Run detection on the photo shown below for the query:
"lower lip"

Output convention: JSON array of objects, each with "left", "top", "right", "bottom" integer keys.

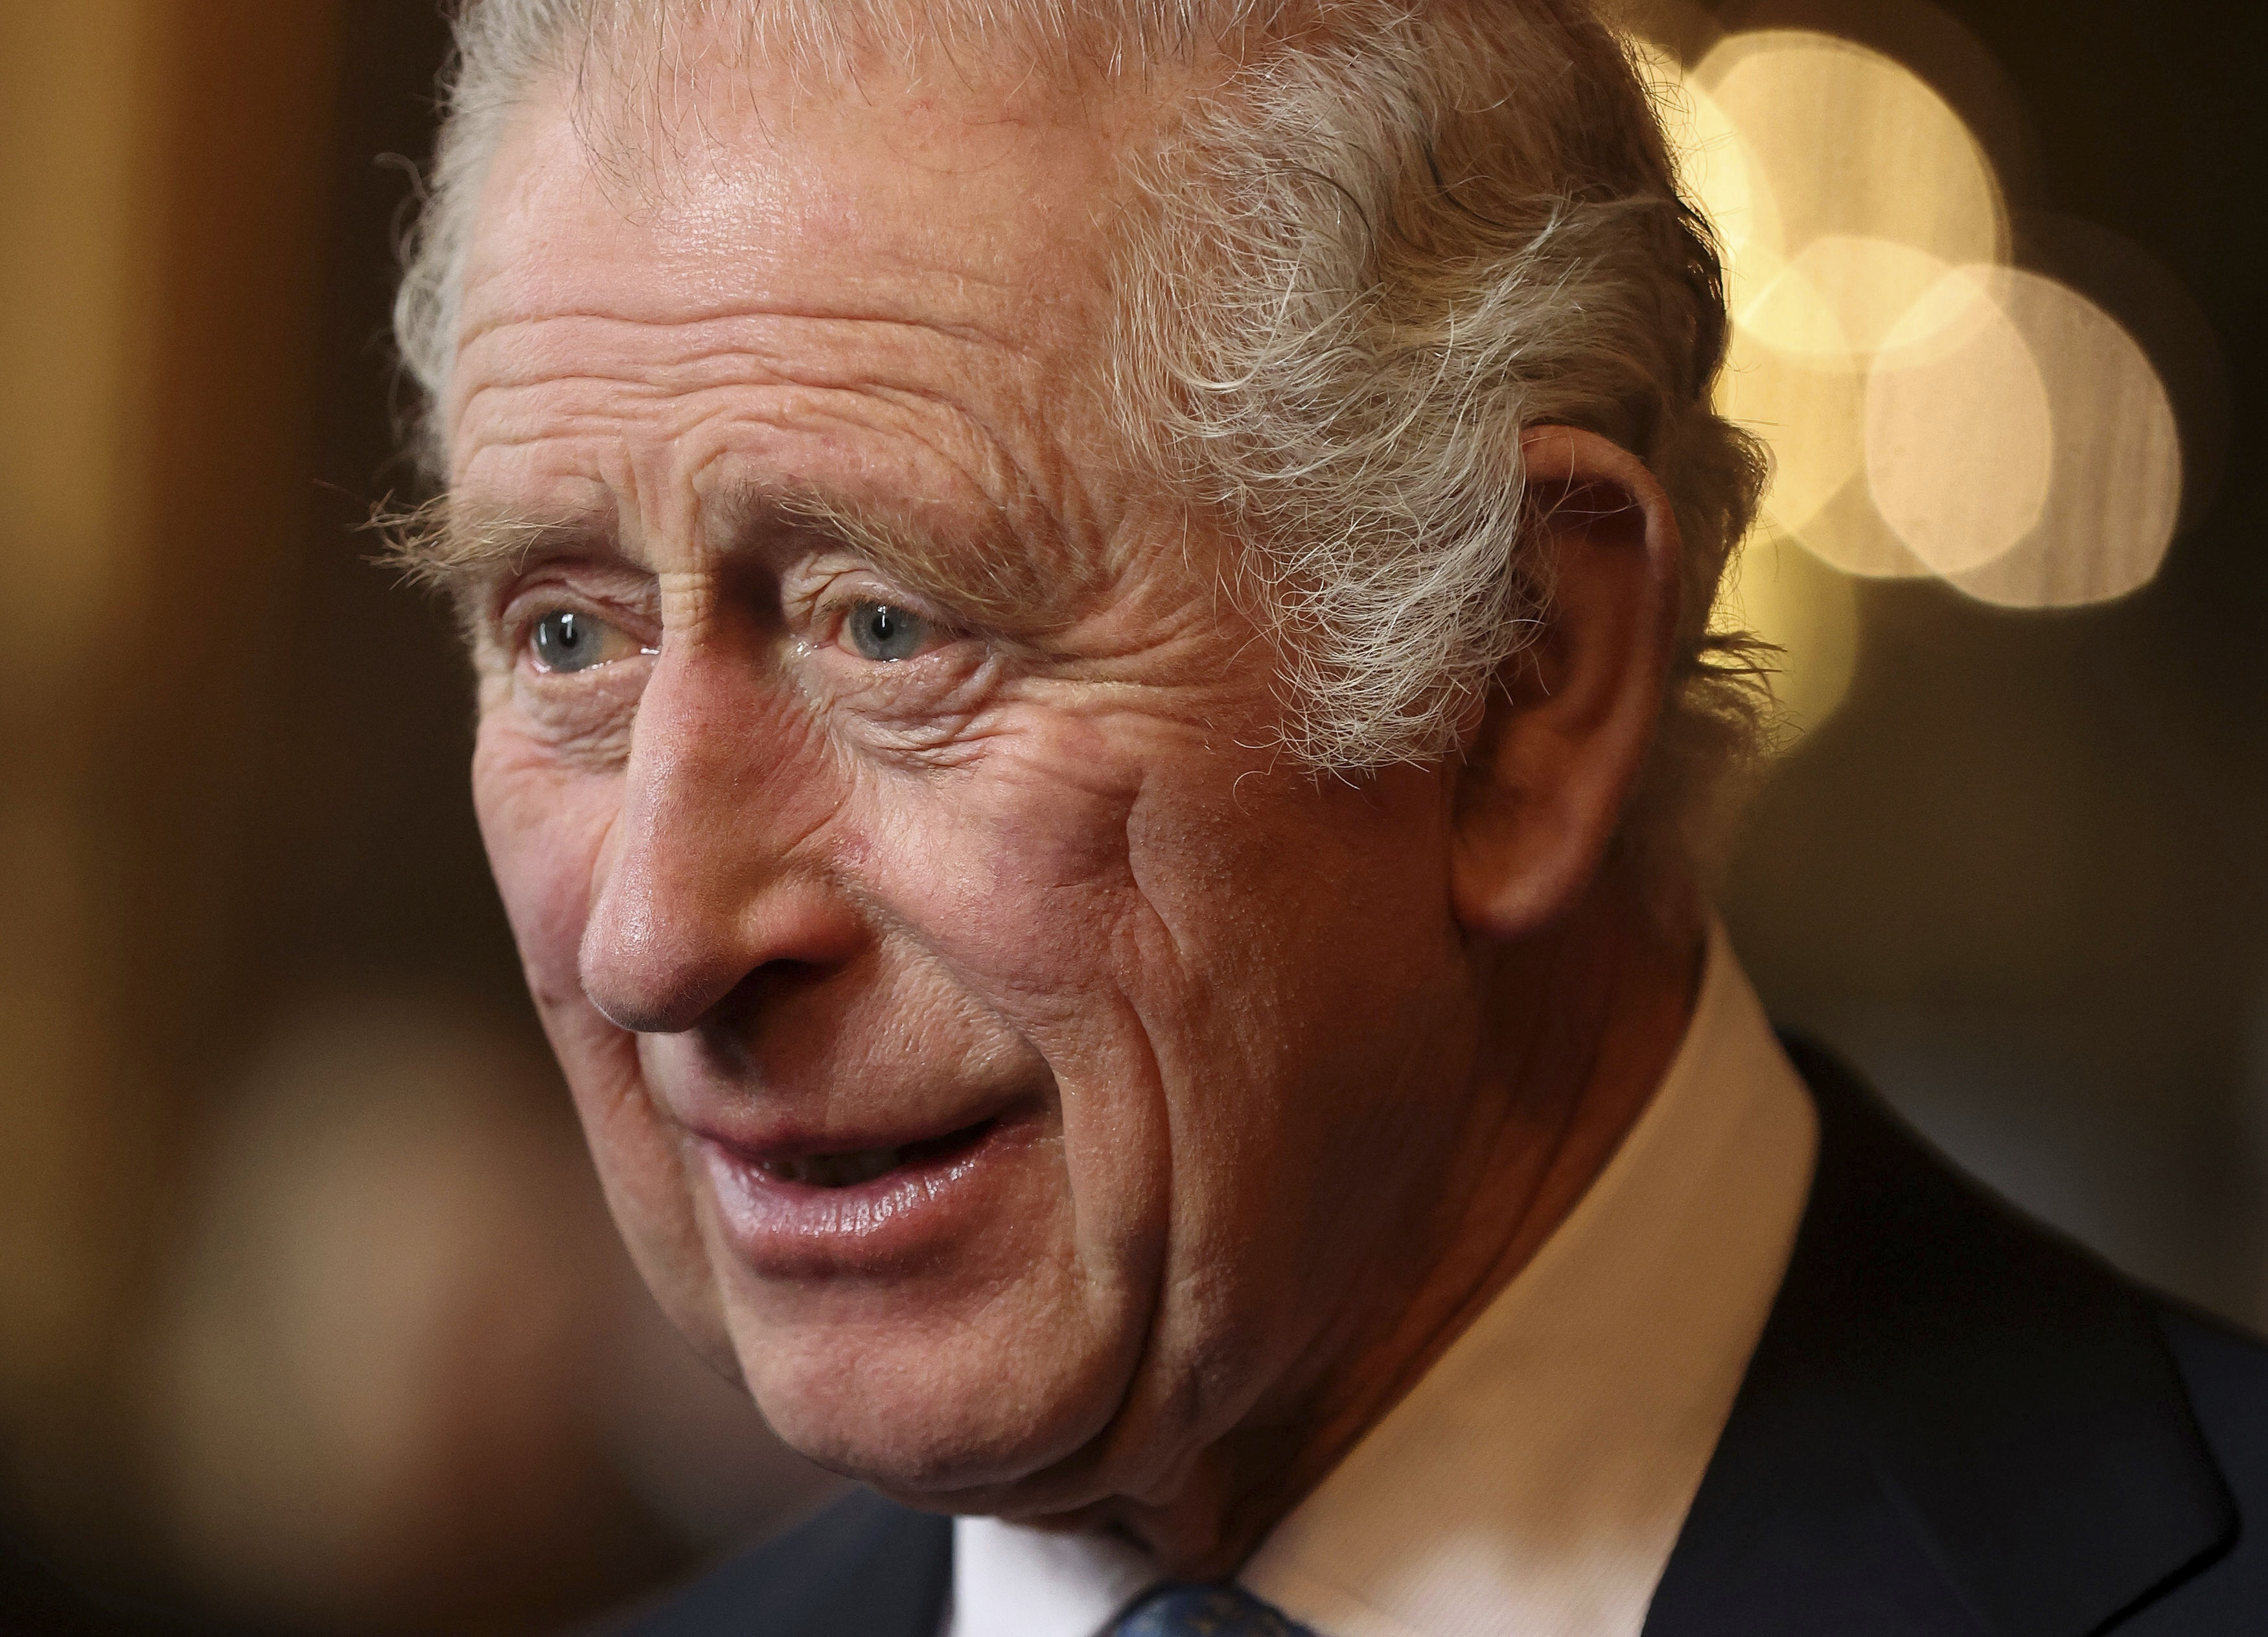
[{"left": 699, "top": 1118, "right": 1030, "bottom": 1275}]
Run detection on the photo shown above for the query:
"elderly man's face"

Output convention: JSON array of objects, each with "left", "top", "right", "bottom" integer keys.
[{"left": 449, "top": 58, "right": 1488, "bottom": 1510}]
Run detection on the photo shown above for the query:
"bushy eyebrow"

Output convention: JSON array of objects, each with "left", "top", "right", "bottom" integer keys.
[
  {"left": 715, "top": 484, "right": 1074, "bottom": 629},
  {"left": 375, "top": 482, "right": 1093, "bottom": 635},
  {"left": 371, "top": 494, "right": 615, "bottom": 600}
]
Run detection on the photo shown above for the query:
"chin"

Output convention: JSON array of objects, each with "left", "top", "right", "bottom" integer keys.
[{"left": 721, "top": 1295, "right": 1144, "bottom": 1507}]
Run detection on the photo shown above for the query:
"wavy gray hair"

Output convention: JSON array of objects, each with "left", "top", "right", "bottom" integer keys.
[{"left": 393, "top": 0, "right": 1771, "bottom": 892}]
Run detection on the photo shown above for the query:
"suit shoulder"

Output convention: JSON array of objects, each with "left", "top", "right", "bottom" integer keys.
[
  {"left": 2123, "top": 1306, "right": 2268, "bottom": 1631},
  {"left": 594, "top": 1490, "right": 952, "bottom": 1637},
  {"left": 1656, "top": 1041, "right": 2266, "bottom": 1635},
  {"left": 2162, "top": 1303, "right": 2268, "bottom": 1455}
]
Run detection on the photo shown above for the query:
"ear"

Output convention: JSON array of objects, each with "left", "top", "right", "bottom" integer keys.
[{"left": 1450, "top": 425, "right": 1683, "bottom": 941}]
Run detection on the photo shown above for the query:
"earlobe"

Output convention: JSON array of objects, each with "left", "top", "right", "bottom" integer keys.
[{"left": 1449, "top": 426, "right": 1684, "bottom": 942}]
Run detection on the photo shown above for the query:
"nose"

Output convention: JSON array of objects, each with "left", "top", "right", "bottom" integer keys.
[{"left": 579, "top": 646, "right": 864, "bottom": 1034}]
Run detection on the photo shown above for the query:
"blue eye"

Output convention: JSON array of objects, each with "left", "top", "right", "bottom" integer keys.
[
  {"left": 531, "top": 609, "right": 616, "bottom": 673},
  {"left": 844, "top": 601, "right": 928, "bottom": 662}
]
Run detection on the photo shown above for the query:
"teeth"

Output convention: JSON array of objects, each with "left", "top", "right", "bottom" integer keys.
[{"left": 763, "top": 1146, "right": 904, "bottom": 1188}]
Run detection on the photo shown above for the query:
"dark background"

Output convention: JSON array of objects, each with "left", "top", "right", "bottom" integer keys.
[{"left": 1, "top": 0, "right": 2261, "bottom": 1631}]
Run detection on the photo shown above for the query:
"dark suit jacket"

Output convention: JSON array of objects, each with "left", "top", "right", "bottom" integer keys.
[{"left": 605, "top": 1042, "right": 2268, "bottom": 1635}]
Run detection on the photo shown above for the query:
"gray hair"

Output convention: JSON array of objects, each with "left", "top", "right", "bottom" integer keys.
[{"left": 393, "top": 0, "right": 1771, "bottom": 892}]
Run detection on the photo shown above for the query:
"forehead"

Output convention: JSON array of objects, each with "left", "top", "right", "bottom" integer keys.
[
  {"left": 445, "top": 40, "right": 1157, "bottom": 504},
  {"left": 483, "top": 57, "right": 1126, "bottom": 303}
]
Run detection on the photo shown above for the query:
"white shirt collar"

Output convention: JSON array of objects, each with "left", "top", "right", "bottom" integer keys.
[{"left": 945, "top": 925, "right": 1818, "bottom": 1637}]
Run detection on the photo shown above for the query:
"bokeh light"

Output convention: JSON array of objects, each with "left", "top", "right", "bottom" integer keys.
[
  {"left": 1716, "top": 528, "right": 1860, "bottom": 734},
  {"left": 1632, "top": 10, "right": 2204, "bottom": 741},
  {"left": 1695, "top": 30, "right": 2006, "bottom": 274},
  {"left": 1937, "top": 268, "right": 2183, "bottom": 608},
  {"left": 152, "top": 995, "right": 842, "bottom": 1635},
  {"left": 1864, "top": 267, "right": 2054, "bottom": 576},
  {"left": 154, "top": 999, "right": 638, "bottom": 1632}
]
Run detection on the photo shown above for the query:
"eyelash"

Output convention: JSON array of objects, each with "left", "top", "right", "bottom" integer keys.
[
  {"left": 802, "top": 586, "right": 1002, "bottom": 737},
  {"left": 498, "top": 585, "right": 654, "bottom": 671},
  {"left": 494, "top": 570, "right": 970, "bottom": 677},
  {"left": 803, "top": 575, "right": 951, "bottom": 647}
]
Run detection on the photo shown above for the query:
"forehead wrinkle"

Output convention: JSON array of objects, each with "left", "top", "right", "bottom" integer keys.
[
  {"left": 447, "top": 17, "right": 1196, "bottom": 639},
  {"left": 452, "top": 292, "right": 1028, "bottom": 369},
  {"left": 445, "top": 301, "right": 1066, "bottom": 481},
  {"left": 447, "top": 327, "right": 1087, "bottom": 598}
]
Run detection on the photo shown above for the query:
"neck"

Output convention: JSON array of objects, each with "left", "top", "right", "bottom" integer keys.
[{"left": 1108, "top": 869, "right": 1706, "bottom": 1577}]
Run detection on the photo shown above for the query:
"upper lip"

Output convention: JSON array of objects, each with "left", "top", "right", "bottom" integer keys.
[{"left": 680, "top": 1095, "right": 1028, "bottom": 1167}]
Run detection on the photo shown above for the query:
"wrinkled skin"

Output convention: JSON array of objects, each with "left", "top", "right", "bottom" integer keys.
[{"left": 443, "top": 48, "right": 1693, "bottom": 1571}]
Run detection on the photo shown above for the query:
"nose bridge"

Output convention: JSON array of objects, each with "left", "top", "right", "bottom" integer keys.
[{"left": 580, "top": 642, "right": 853, "bottom": 1034}]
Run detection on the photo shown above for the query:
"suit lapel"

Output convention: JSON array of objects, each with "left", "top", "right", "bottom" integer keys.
[{"left": 1642, "top": 1040, "right": 2235, "bottom": 1637}]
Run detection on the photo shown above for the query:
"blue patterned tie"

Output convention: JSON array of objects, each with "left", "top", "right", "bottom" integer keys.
[{"left": 1110, "top": 1583, "right": 1316, "bottom": 1636}]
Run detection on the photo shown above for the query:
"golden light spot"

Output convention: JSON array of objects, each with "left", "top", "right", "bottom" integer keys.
[
  {"left": 1746, "top": 235, "right": 1957, "bottom": 363},
  {"left": 1695, "top": 30, "right": 2007, "bottom": 270},
  {"left": 1720, "top": 529, "right": 1861, "bottom": 741},
  {"left": 1639, "top": 41, "right": 1782, "bottom": 264},
  {"left": 1865, "top": 266, "right": 2054, "bottom": 576},
  {"left": 1943, "top": 271, "right": 2183, "bottom": 609},
  {"left": 1717, "top": 320, "right": 1855, "bottom": 531},
  {"left": 1637, "top": 14, "right": 2197, "bottom": 626},
  {"left": 1788, "top": 480, "right": 1935, "bottom": 583}
]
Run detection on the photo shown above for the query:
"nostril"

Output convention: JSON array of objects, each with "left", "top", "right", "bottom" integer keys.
[
  {"left": 703, "top": 958, "right": 842, "bottom": 1034},
  {"left": 577, "top": 733, "right": 869, "bottom": 1035},
  {"left": 579, "top": 951, "right": 731, "bottom": 1034},
  {"left": 579, "top": 892, "right": 868, "bottom": 1037},
  {"left": 581, "top": 978, "right": 717, "bottom": 1036},
  {"left": 578, "top": 907, "right": 756, "bottom": 1035}
]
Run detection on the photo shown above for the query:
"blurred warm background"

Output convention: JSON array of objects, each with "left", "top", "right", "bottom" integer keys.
[{"left": 1, "top": 0, "right": 2261, "bottom": 1631}]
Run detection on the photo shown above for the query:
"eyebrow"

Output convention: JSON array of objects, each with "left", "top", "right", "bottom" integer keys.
[
  {"left": 714, "top": 483, "right": 1073, "bottom": 628},
  {"left": 378, "top": 483, "right": 1087, "bottom": 632},
  {"left": 371, "top": 493, "right": 614, "bottom": 596}
]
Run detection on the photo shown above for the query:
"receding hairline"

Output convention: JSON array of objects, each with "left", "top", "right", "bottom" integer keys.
[
  {"left": 542, "top": 0, "right": 1242, "bottom": 162},
  {"left": 550, "top": 0, "right": 1303, "bottom": 89},
  {"left": 540, "top": 5, "right": 1320, "bottom": 360}
]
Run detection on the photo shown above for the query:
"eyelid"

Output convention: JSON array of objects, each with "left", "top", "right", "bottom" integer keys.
[
  {"left": 502, "top": 592, "right": 658, "bottom": 679},
  {"left": 789, "top": 561, "right": 953, "bottom": 642},
  {"left": 496, "top": 568, "right": 660, "bottom": 637},
  {"left": 527, "top": 614, "right": 650, "bottom": 676},
  {"left": 821, "top": 592, "right": 961, "bottom": 662}
]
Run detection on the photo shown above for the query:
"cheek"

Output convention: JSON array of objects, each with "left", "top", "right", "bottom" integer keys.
[
  {"left": 470, "top": 719, "right": 740, "bottom": 1369},
  {"left": 845, "top": 745, "right": 1184, "bottom": 1226},
  {"left": 849, "top": 745, "right": 1165, "bottom": 1079},
  {"left": 471, "top": 719, "right": 614, "bottom": 1005},
  {"left": 837, "top": 743, "right": 1466, "bottom": 1456}
]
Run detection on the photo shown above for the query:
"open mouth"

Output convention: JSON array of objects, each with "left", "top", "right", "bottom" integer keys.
[
  {"left": 698, "top": 1104, "right": 1038, "bottom": 1266},
  {"left": 753, "top": 1117, "right": 998, "bottom": 1189}
]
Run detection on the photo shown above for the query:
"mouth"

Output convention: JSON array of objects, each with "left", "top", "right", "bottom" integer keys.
[
  {"left": 695, "top": 1103, "right": 1041, "bottom": 1272},
  {"left": 749, "top": 1118, "right": 998, "bottom": 1190}
]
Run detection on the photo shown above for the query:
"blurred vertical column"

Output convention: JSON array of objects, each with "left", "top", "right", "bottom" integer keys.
[{"left": 0, "top": 0, "right": 341, "bottom": 1553}]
